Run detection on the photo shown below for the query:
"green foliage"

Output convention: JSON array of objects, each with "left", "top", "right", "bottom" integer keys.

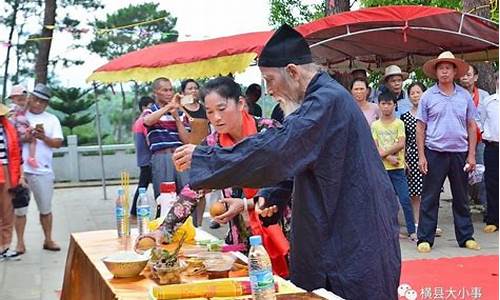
[
  {"left": 86, "top": 3, "right": 178, "bottom": 143},
  {"left": 269, "top": 0, "right": 326, "bottom": 27},
  {"left": 70, "top": 123, "right": 109, "bottom": 146},
  {"left": 50, "top": 86, "right": 94, "bottom": 134},
  {"left": 491, "top": 1, "right": 499, "bottom": 22},
  {"left": 1, "top": 0, "right": 102, "bottom": 84},
  {"left": 88, "top": 2, "right": 178, "bottom": 60},
  {"left": 60, "top": 0, "right": 103, "bottom": 9},
  {"left": 109, "top": 96, "right": 135, "bottom": 142},
  {"left": 408, "top": 67, "right": 435, "bottom": 88},
  {"left": 367, "top": 70, "right": 383, "bottom": 88},
  {"left": 360, "top": 0, "right": 462, "bottom": 9}
]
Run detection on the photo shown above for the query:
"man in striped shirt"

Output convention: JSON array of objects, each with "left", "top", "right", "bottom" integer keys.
[{"left": 143, "top": 78, "right": 190, "bottom": 198}]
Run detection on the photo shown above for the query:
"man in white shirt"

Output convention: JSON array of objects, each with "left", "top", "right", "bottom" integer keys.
[
  {"left": 479, "top": 71, "right": 499, "bottom": 233},
  {"left": 460, "top": 64, "right": 490, "bottom": 207},
  {"left": 14, "top": 83, "right": 63, "bottom": 253}
]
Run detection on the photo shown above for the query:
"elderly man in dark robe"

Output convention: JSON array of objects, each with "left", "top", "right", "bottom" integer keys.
[{"left": 173, "top": 24, "right": 401, "bottom": 299}]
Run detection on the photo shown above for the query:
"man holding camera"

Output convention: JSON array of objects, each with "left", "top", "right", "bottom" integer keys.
[
  {"left": 143, "top": 78, "right": 190, "bottom": 198},
  {"left": 14, "top": 83, "right": 63, "bottom": 254}
]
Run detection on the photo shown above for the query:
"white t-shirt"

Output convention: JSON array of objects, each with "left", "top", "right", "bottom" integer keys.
[{"left": 23, "top": 111, "right": 63, "bottom": 175}]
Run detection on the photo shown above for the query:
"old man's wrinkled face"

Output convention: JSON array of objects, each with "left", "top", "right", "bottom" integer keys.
[
  {"left": 386, "top": 75, "right": 403, "bottom": 95},
  {"left": 260, "top": 66, "right": 301, "bottom": 116},
  {"left": 154, "top": 80, "right": 174, "bottom": 105}
]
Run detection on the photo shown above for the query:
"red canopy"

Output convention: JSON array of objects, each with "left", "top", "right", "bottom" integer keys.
[
  {"left": 87, "top": 31, "right": 273, "bottom": 83},
  {"left": 298, "top": 5, "right": 498, "bottom": 70},
  {"left": 89, "top": 5, "right": 499, "bottom": 83}
]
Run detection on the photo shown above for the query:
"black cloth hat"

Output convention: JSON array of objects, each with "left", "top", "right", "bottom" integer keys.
[{"left": 258, "top": 24, "right": 312, "bottom": 67}]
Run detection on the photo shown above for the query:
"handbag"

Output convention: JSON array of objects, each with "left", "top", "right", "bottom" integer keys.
[{"left": 9, "top": 185, "right": 30, "bottom": 209}]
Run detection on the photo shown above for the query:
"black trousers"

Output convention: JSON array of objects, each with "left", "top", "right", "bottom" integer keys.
[
  {"left": 418, "top": 149, "right": 474, "bottom": 247},
  {"left": 130, "top": 165, "right": 153, "bottom": 216},
  {"left": 484, "top": 141, "right": 499, "bottom": 227}
]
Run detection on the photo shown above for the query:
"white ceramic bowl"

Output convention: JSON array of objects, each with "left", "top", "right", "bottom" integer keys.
[{"left": 102, "top": 251, "right": 149, "bottom": 278}]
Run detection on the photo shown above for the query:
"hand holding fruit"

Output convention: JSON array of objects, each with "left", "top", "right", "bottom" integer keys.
[{"left": 212, "top": 198, "right": 244, "bottom": 224}]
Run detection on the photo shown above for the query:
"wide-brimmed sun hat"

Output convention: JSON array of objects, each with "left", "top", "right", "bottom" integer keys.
[
  {"left": 423, "top": 51, "right": 469, "bottom": 80},
  {"left": 383, "top": 65, "right": 408, "bottom": 81}
]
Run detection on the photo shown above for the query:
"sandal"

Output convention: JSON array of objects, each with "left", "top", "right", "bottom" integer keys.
[
  {"left": 408, "top": 233, "right": 418, "bottom": 243},
  {"left": 43, "top": 241, "right": 61, "bottom": 252},
  {"left": 3, "top": 250, "right": 22, "bottom": 258}
]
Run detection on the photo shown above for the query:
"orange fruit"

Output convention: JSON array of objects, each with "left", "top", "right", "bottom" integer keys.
[{"left": 209, "top": 201, "right": 226, "bottom": 218}]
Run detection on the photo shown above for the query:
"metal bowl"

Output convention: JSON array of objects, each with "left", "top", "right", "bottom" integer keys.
[{"left": 102, "top": 251, "right": 149, "bottom": 278}]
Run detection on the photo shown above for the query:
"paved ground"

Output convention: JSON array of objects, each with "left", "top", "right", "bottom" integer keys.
[{"left": 0, "top": 181, "right": 497, "bottom": 300}]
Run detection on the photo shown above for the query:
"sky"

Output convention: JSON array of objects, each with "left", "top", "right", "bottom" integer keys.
[{"left": 0, "top": 0, "right": 321, "bottom": 90}]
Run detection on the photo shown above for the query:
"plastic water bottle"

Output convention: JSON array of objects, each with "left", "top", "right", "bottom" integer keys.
[
  {"left": 156, "top": 182, "right": 177, "bottom": 218},
  {"left": 248, "top": 235, "right": 276, "bottom": 300},
  {"left": 136, "top": 188, "right": 151, "bottom": 235},
  {"left": 115, "top": 188, "right": 130, "bottom": 237}
]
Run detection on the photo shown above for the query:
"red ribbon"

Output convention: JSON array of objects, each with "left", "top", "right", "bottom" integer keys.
[{"left": 402, "top": 21, "right": 409, "bottom": 43}]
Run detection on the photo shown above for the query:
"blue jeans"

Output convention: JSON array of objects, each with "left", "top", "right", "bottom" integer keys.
[{"left": 387, "top": 169, "right": 416, "bottom": 235}]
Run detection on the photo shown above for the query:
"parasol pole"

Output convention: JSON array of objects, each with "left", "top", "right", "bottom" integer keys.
[{"left": 92, "top": 81, "right": 108, "bottom": 200}]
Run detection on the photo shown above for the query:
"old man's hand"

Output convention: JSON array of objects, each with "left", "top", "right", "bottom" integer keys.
[
  {"left": 255, "top": 197, "right": 278, "bottom": 218},
  {"left": 173, "top": 144, "right": 196, "bottom": 172}
]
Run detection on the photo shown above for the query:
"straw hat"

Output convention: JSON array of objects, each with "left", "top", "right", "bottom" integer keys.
[
  {"left": 0, "top": 104, "right": 10, "bottom": 116},
  {"left": 382, "top": 65, "right": 408, "bottom": 81},
  {"left": 423, "top": 51, "right": 469, "bottom": 80}
]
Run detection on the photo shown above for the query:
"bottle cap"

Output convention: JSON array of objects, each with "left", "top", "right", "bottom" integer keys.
[
  {"left": 160, "top": 182, "right": 176, "bottom": 193},
  {"left": 138, "top": 187, "right": 146, "bottom": 194},
  {"left": 249, "top": 235, "right": 262, "bottom": 246},
  {"left": 117, "top": 188, "right": 124, "bottom": 196}
]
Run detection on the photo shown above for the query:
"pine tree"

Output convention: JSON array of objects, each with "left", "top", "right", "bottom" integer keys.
[{"left": 50, "top": 87, "right": 94, "bottom": 135}]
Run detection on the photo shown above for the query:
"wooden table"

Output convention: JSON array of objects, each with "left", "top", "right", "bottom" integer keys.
[{"left": 60, "top": 229, "right": 313, "bottom": 300}]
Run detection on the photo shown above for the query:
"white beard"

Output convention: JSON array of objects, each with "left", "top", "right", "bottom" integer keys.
[{"left": 280, "top": 100, "right": 300, "bottom": 117}]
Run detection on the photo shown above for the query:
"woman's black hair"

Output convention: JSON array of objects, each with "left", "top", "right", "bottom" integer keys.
[
  {"left": 407, "top": 82, "right": 427, "bottom": 95},
  {"left": 180, "top": 79, "right": 200, "bottom": 93},
  {"left": 138, "top": 96, "right": 154, "bottom": 111},
  {"left": 201, "top": 76, "right": 242, "bottom": 102},
  {"left": 245, "top": 83, "right": 262, "bottom": 99},
  {"left": 349, "top": 77, "right": 369, "bottom": 91}
]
